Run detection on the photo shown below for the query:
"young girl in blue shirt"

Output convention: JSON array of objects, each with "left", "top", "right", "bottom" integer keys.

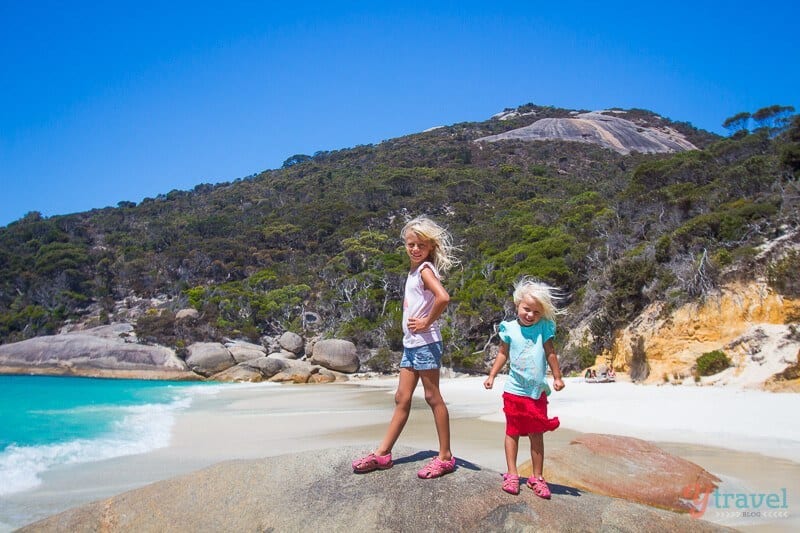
[{"left": 484, "top": 277, "right": 565, "bottom": 497}]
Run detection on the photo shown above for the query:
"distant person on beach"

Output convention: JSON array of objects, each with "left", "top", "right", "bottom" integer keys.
[
  {"left": 352, "top": 215, "right": 459, "bottom": 479},
  {"left": 483, "top": 277, "right": 565, "bottom": 497}
]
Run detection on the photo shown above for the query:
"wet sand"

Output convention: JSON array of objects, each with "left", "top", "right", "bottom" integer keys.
[{"left": 1, "top": 378, "right": 798, "bottom": 531}]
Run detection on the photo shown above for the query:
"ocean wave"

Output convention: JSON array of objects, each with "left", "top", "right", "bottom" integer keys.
[
  {"left": 181, "top": 381, "right": 284, "bottom": 396},
  {"left": 0, "top": 397, "right": 190, "bottom": 497}
]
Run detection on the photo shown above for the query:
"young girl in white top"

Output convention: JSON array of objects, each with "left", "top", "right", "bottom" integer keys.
[
  {"left": 353, "top": 215, "right": 459, "bottom": 479},
  {"left": 484, "top": 277, "right": 565, "bottom": 497}
]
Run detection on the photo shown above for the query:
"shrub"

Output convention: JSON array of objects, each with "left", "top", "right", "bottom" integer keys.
[
  {"left": 364, "top": 347, "right": 397, "bottom": 373},
  {"left": 695, "top": 350, "right": 731, "bottom": 376},
  {"left": 767, "top": 250, "right": 800, "bottom": 297}
]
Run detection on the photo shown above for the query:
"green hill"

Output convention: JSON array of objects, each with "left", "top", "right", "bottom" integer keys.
[{"left": 1, "top": 103, "right": 797, "bottom": 373}]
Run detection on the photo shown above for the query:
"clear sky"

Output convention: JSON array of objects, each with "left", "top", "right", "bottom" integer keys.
[{"left": 1, "top": 1, "right": 798, "bottom": 227}]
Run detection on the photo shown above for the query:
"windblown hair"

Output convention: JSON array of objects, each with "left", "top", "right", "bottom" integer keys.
[
  {"left": 512, "top": 277, "right": 563, "bottom": 322},
  {"left": 401, "top": 215, "right": 460, "bottom": 276}
]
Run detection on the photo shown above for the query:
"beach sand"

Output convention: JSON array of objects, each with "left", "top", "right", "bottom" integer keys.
[{"left": 1, "top": 376, "right": 798, "bottom": 532}]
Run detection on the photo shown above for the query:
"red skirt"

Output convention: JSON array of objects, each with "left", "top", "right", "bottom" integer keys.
[{"left": 503, "top": 392, "right": 560, "bottom": 436}]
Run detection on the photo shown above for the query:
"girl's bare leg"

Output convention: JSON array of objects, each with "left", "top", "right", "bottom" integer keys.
[
  {"left": 504, "top": 434, "right": 520, "bottom": 475},
  {"left": 376, "top": 368, "right": 418, "bottom": 455},
  {"left": 419, "top": 369, "right": 452, "bottom": 460},
  {"left": 529, "top": 432, "right": 544, "bottom": 477}
]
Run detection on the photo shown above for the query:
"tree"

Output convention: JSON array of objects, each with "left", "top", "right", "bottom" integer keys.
[
  {"left": 722, "top": 112, "right": 751, "bottom": 136},
  {"left": 752, "top": 105, "right": 795, "bottom": 136},
  {"left": 281, "top": 154, "right": 312, "bottom": 168},
  {"left": 780, "top": 115, "right": 800, "bottom": 172}
]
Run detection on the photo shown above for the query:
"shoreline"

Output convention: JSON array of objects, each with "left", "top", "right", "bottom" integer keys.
[{"left": 1, "top": 376, "right": 798, "bottom": 531}]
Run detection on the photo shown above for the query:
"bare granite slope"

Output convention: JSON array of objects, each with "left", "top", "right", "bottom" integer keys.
[
  {"left": 19, "top": 445, "right": 729, "bottom": 532},
  {"left": 0, "top": 323, "right": 198, "bottom": 380},
  {"left": 476, "top": 112, "right": 697, "bottom": 155}
]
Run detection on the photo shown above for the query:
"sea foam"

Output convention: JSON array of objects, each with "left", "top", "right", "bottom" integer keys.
[{"left": 0, "top": 396, "right": 190, "bottom": 496}]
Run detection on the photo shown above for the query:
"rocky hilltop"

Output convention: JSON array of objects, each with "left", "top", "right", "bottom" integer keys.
[
  {"left": 476, "top": 110, "right": 698, "bottom": 154},
  {"left": 19, "top": 444, "right": 728, "bottom": 532}
]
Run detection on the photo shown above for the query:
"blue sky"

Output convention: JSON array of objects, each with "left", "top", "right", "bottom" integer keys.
[{"left": 1, "top": 1, "right": 798, "bottom": 226}]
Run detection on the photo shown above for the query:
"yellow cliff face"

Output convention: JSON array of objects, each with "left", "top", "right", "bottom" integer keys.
[{"left": 605, "top": 282, "right": 800, "bottom": 386}]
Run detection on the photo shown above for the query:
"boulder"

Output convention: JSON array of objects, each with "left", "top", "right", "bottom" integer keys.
[
  {"left": 210, "top": 364, "right": 264, "bottom": 383},
  {"left": 267, "top": 359, "right": 314, "bottom": 383},
  {"left": 278, "top": 331, "right": 305, "bottom": 355},
  {"left": 19, "top": 446, "right": 728, "bottom": 532},
  {"left": 175, "top": 309, "right": 199, "bottom": 320},
  {"left": 185, "top": 343, "right": 235, "bottom": 377},
  {"left": 309, "top": 367, "right": 346, "bottom": 383},
  {"left": 0, "top": 327, "right": 197, "bottom": 380},
  {"left": 309, "top": 339, "right": 359, "bottom": 373},
  {"left": 225, "top": 341, "right": 267, "bottom": 363},
  {"left": 243, "top": 356, "right": 288, "bottom": 378},
  {"left": 520, "top": 433, "right": 720, "bottom": 513},
  {"left": 268, "top": 349, "right": 298, "bottom": 360}
]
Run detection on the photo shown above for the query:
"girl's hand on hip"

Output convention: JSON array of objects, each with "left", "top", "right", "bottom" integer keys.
[{"left": 407, "top": 316, "right": 429, "bottom": 333}]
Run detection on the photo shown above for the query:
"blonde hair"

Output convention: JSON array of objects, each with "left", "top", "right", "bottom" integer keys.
[
  {"left": 401, "top": 215, "right": 459, "bottom": 275},
  {"left": 512, "top": 276, "right": 562, "bottom": 322}
]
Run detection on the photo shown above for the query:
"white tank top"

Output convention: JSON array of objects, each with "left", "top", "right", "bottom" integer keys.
[{"left": 402, "top": 261, "right": 442, "bottom": 348}]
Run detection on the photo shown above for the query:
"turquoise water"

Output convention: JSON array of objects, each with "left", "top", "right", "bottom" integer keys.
[{"left": 0, "top": 375, "right": 213, "bottom": 496}]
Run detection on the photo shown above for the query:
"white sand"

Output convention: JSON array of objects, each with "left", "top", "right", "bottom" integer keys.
[
  {"left": 2, "top": 376, "right": 798, "bottom": 532},
  {"left": 354, "top": 374, "right": 800, "bottom": 462}
]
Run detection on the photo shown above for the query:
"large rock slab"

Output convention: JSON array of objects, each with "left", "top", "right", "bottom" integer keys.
[
  {"left": 476, "top": 112, "right": 697, "bottom": 155},
  {"left": 0, "top": 325, "right": 197, "bottom": 380},
  {"left": 520, "top": 433, "right": 721, "bottom": 513},
  {"left": 309, "top": 338, "right": 359, "bottom": 373},
  {"left": 19, "top": 446, "right": 727, "bottom": 532}
]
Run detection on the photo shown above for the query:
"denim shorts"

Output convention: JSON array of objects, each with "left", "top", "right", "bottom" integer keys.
[{"left": 400, "top": 341, "right": 443, "bottom": 371}]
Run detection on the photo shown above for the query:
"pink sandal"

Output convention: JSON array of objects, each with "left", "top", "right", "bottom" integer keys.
[
  {"left": 417, "top": 456, "right": 456, "bottom": 479},
  {"left": 502, "top": 473, "right": 520, "bottom": 495},
  {"left": 527, "top": 476, "right": 551, "bottom": 499},
  {"left": 352, "top": 452, "right": 393, "bottom": 473}
]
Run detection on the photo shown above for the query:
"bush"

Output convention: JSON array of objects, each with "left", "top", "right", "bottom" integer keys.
[
  {"left": 364, "top": 347, "right": 397, "bottom": 373},
  {"left": 450, "top": 346, "right": 486, "bottom": 372},
  {"left": 767, "top": 250, "right": 800, "bottom": 297},
  {"left": 695, "top": 350, "right": 731, "bottom": 376}
]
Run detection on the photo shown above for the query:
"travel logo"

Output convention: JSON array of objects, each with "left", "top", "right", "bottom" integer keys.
[{"left": 682, "top": 482, "right": 790, "bottom": 521}]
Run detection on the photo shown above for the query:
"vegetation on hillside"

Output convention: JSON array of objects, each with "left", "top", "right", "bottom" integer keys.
[{"left": 1, "top": 104, "right": 798, "bottom": 373}]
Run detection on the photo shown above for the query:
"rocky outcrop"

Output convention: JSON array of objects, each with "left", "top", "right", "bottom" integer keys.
[
  {"left": 0, "top": 322, "right": 363, "bottom": 382},
  {"left": 185, "top": 342, "right": 236, "bottom": 377},
  {"left": 520, "top": 434, "right": 720, "bottom": 513},
  {"left": 476, "top": 111, "right": 697, "bottom": 155},
  {"left": 310, "top": 338, "right": 360, "bottom": 373},
  {"left": 19, "top": 446, "right": 727, "bottom": 532},
  {"left": 605, "top": 282, "right": 800, "bottom": 387},
  {"left": 0, "top": 324, "right": 197, "bottom": 380}
]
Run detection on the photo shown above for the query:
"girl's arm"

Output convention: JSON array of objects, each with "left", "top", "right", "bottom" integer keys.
[
  {"left": 544, "top": 339, "right": 565, "bottom": 391},
  {"left": 484, "top": 341, "right": 509, "bottom": 389},
  {"left": 407, "top": 266, "right": 450, "bottom": 333}
]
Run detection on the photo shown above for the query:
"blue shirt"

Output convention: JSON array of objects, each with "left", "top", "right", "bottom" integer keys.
[{"left": 499, "top": 318, "right": 556, "bottom": 400}]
